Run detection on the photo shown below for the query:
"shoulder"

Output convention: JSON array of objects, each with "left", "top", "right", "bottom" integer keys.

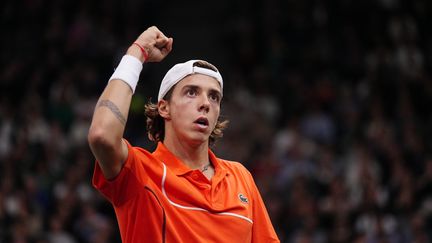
[
  {"left": 217, "top": 158, "right": 261, "bottom": 202},
  {"left": 125, "top": 141, "right": 154, "bottom": 159},
  {"left": 122, "top": 141, "right": 158, "bottom": 169}
]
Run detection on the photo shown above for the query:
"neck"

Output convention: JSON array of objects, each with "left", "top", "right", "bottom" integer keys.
[{"left": 163, "top": 134, "right": 210, "bottom": 170}]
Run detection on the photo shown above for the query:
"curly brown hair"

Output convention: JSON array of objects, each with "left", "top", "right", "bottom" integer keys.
[{"left": 144, "top": 61, "right": 228, "bottom": 146}]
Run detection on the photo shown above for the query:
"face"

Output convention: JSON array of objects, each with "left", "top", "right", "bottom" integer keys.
[{"left": 159, "top": 74, "right": 222, "bottom": 146}]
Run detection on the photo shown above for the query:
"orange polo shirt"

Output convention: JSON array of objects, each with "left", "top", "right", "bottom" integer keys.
[{"left": 93, "top": 141, "right": 279, "bottom": 243}]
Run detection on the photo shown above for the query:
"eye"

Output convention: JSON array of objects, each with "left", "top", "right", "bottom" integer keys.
[
  {"left": 186, "top": 88, "right": 197, "bottom": 97},
  {"left": 209, "top": 93, "right": 221, "bottom": 103}
]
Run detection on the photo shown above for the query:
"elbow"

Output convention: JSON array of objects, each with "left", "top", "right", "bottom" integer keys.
[
  {"left": 88, "top": 124, "right": 125, "bottom": 178},
  {"left": 88, "top": 125, "right": 117, "bottom": 151}
]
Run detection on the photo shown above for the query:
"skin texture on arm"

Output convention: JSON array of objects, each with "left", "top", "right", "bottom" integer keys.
[{"left": 88, "top": 26, "right": 173, "bottom": 179}]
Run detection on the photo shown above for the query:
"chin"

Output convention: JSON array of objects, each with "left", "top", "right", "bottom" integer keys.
[{"left": 186, "top": 134, "right": 210, "bottom": 146}]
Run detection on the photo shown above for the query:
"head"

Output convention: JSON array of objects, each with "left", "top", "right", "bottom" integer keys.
[{"left": 145, "top": 60, "right": 228, "bottom": 146}]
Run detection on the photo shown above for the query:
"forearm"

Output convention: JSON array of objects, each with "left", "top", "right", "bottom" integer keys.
[
  {"left": 91, "top": 45, "right": 143, "bottom": 139},
  {"left": 91, "top": 78, "right": 133, "bottom": 148}
]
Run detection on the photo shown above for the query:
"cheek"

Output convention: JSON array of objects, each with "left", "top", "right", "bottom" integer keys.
[
  {"left": 171, "top": 100, "right": 194, "bottom": 120},
  {"left": 210, "top": 105, "right": 221, "bottom": 123}
]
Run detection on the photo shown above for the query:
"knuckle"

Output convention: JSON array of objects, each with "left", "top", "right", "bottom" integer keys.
[{"left": 149, "top": 26, "right": 159, "bottom": 31}]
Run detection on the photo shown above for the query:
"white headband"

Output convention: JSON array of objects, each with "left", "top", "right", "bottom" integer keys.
[{"left": 158, "top": 60, "right": 223, "bottom": 101}]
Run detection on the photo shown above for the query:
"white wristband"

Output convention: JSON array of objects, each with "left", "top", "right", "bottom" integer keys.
[{"left": 109, "top": 55, "right": 143, "bottom": 93}]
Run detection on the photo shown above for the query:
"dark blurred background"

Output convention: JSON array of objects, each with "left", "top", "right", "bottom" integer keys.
[{"left": 1, "top": 0, "right": 432, "bottom": 242}]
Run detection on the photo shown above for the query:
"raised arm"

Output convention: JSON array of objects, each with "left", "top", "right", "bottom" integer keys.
[{"left": 88, "top": 26, "right": 173, "bottom": 179}]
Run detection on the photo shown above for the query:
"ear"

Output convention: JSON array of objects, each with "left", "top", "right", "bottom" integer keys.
[{"left": 158, "top": 100, "right": 170, "bottom": 119}]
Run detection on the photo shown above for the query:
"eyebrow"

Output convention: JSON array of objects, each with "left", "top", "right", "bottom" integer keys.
[{"left": 182, "top": 85, "right": 222, "bottom": 97}]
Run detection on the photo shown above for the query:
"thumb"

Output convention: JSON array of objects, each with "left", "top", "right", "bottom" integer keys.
[
  {"left": 161, "top": 38, "right": 173, "bottom": 55},
  {"left": 165, "top": 38, "right": 173, "bottom": 52}
]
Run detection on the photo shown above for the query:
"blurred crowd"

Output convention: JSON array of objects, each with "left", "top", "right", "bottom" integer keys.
[{"left": 1, "top": 0, "right": 432, "bottom": 242}]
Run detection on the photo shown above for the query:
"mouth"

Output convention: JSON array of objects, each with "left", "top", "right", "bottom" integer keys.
[{"left": 194, "top": 117, "right": 209, "bottom": 129}]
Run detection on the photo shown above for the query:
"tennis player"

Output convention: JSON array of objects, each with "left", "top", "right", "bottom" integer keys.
[{"left": 88, "top": 26, "right": 279, "bottom": 242}]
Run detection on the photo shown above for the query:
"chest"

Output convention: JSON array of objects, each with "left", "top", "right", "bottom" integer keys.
[
  {"left": 129, "top": 162, "right": 254, "bottom": 242},
  {"left": 146, "top": 163, "right": 253, "bottom": 223}
]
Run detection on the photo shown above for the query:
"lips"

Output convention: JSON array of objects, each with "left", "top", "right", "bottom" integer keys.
[{"left": 194, "top": 117, "right": 209, "bottom": 129}]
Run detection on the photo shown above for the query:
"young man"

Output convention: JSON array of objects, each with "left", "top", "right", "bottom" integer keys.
[{"left": 88, "top": 26, "right": 279, "bottom": 242}]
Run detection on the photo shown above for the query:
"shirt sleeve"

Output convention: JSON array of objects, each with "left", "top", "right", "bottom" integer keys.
[
  {"left": 92, "top": 139, "right": 149, "bottom": 207},
  {"left": 249, "top": 174, "right": 280, "bottom": 243}
]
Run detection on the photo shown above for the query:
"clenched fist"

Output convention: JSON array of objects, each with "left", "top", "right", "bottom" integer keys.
[{"left": 127, "top": 26, "right": 173, "bottom": 63}]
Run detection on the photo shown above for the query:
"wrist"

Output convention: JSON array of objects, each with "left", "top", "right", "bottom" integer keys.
[
  {"left": 127, "top": 45, "right": 146, "bottom": 63},
  {"left": 109, "top": 55, "right": 143, "bottom": 93},
  {"left": 128, "top": 42, "right": 149, "bottom": 63}
]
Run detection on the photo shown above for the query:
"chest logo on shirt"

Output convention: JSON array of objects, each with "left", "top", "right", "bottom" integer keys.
[{"left": 238, "top": 193, "right": 249, "bottom": 204}]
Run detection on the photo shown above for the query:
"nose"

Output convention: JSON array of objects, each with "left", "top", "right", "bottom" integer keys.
[{"left": 198, "top": 94, "right": 210, "bottom": 113}]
